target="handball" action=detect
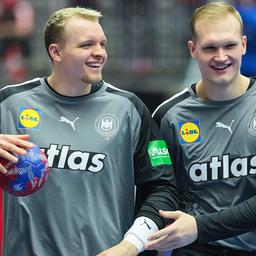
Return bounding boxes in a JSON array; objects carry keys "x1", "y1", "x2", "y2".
[{"x1": 0, "y1": 144, "x2": 49, "y2": 196}]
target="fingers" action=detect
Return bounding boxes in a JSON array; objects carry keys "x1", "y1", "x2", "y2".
[
  {"x1": 0, "y1": 134, "x2": 33, "y2": 156},
  {"x1": 147, "y1": 211, "x2": 181, "y2": 241},
  {"x1": 159, "y1": 210, "x2": 181, "y2": 220},
  {"x1": 146, "y1": 234, "x2": 180, "y2": 251},
  {"x1": 0, "y1": 164, "x2": 8, "y2": 174},
  {"x1": 146, "y1": 210, "x2": 198, "y2": 251},
  {"x1": 145, "y1": 211, "x2": 183, "y2": 251},
  {"x1": 0, "y1": 134, "x2": 33, "y2": 174},
  {"x1": 146, "y1": 228, "x2": 181, "y2": 251},
  {"x1": 148, "y1": 226, "x2": 174, "y2": 241},
  {"x1": 145, "y1": 234, "x2": 168, "y2": 250}
]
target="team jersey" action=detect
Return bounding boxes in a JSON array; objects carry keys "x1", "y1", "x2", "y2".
[
  {"x1": 0, "y1": 78, "x2": 177, "y2": 256},
  {"x1": 153, "y1": 78, "x2": 256, "y2": 251}
]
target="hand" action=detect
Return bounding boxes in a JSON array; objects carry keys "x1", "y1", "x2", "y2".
[
  {"x1": 97, "y1": 240, "x2": 138, "y2": 256},
  {"x1": 0, "y1": 134, "x2": 33, "y2": 173},
  {"x1": 145, "y1": 210, "x2": 198, "y2": 251}
]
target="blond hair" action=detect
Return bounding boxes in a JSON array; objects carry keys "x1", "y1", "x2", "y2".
[
  {"x1": 43, "y1": 7, "x2": 102, "y2": 58},
  {"x1": 189, "y1": 2, "x2": 243, "y2": 40}
]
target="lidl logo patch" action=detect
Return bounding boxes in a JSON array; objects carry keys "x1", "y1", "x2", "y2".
[
  {"x1": 18, "y1": 107, "x2": 42, "y2": 129},
  {"x1": 179, "y1": 120, "x2": 201, "y2": 144}
]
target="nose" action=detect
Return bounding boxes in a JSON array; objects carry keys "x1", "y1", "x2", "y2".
[
  {"x1": 92, "y1": 44, "x2": 106, "y2": 57},
  {"x1": 214, "y1": 48, "x2": 227, "y2": 62}
]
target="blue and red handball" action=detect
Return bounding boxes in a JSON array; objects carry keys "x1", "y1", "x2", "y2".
[{"x1": 0, "y1": 144, "x2": 49, "y2": 196}]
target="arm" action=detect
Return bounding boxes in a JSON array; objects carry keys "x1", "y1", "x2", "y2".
[
  {"x1": 133, "y1": 99, "x2": 178, "y2": 227},
  {"x1": 98, "y1": 96, "x2": 178, "y2": 256},
  {"x1": 96, "y1": 241, "x2": 138, "y2": 256},
  {"x1": 196, "y1": 195, "x2": 256, "y2": 242},
  {"x1": 145, "y1": 196, "x2": 256, "y2": 251}
]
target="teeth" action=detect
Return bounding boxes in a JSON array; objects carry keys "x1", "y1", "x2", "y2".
[
  {"x1": 87, "y1": 62, "x2": 101, "y2": 68},
  {"x1": 213, "y1": 64, "x2": 229, "y2": 70},
  {"x1": 88, "y1": 63, "x2": 101, "y2": 68}
]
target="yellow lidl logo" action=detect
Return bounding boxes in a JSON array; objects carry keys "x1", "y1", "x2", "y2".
[
  {"x1": 179, "y1": 120, "x2": 201, "y2": 144},
  {"x1": 18, "y1": 107, "x2": 42, "y2": 129}
]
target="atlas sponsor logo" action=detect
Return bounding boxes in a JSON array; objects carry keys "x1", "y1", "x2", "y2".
[
  {"x1": 42, "y1": 144, "x2": 106, "y2": 173},
  {"x1": 189, "y1": 154, "x2": 256, "y2": 182}
]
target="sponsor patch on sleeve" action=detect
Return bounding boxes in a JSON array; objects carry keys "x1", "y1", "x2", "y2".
[{"x1": 147, "y1": 140, "x2": 172, "y2": 167}]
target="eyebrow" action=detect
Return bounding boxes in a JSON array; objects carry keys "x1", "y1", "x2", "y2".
[{"x1": 201, "y1": 40, "x2": 239, "y2": 47}]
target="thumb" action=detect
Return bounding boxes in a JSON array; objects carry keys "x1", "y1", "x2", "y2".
[{"x1": 159, "y1": 210, "x2": 181, "y2": 220}]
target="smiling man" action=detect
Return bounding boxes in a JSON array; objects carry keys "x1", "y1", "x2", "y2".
[
  {"x1": 149, "y1": 2, "x2": 256, "y2": 256},
  {"x1": 0, "y1": 7, "x2": 178, "y2": 256}
]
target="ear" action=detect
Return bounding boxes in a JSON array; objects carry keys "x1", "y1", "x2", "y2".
[
  {"x1": 241, "y1": 35, "x2": 247, "y2": 56},
  {"x1": 48, "y1": 44, "x2": 62, "y2": 62},
  {"x1": 188, "y1": 40, "x2": 196, "y2": 59}
]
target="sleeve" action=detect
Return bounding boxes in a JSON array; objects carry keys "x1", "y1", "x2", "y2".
[
  {"x1": 133, "y1": 98, "x2": 178, "y2": 230},
  {"x1": 196, "y1": 196, "x2": 256, "y2": 243}
]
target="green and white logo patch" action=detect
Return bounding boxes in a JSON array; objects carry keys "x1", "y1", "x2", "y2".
[{"x1": 148, "y1": 140, "x2": 172, "y2": 167}]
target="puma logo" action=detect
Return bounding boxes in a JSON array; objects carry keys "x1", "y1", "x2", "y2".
[
  {"x1": 140, "y1": 218, "x2": 151, "y2": 230},
  {"x1": 216, "y1": 120, "x2": 235, "y2": 134},
  {"x1": 59, "y1": 116, "x2": 79, "y2": 131}
]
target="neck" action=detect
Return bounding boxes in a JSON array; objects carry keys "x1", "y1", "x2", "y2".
[
  {"x1": 47, "y1": 74, "x2": 92, "y2": 97},
  {"x1": 196, "y1": 75, "x2": 250, "y2": 101}
]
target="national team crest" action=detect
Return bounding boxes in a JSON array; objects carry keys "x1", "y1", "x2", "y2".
[
  {"x1": 95, "y1": 114, "x2": 119, "y2": 139},
  {"x1": 248, "y1": 114, "x2": 256, "y2": 136}
]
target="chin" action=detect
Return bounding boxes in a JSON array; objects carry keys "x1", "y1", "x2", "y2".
[
  {"x1": 213, "y1": 78, "x2": 232, "y2": 86},
  {"x1": 84, "y1": 75, "x2": 102, "y2": 84}
]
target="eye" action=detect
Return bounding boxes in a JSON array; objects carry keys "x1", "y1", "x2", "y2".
[
  {"x1": 79, "y1": 41, "x2": 94, "y2": 48},
  {"x1": 202, "y1": 45, "x2": 216, "y2": 52},
  {"x1": 225, "y1": 43, "x2": 237, "y2": 49},
  {"x1": 100, "y1": 41, "x2": 107, "y2": 48}
]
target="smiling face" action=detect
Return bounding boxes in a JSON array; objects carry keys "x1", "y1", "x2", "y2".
[
  {"x1": 188, "y1": 14, "x2": 247, "y2": 88},
  {"x1": 51, "y1": 16, "x2": 107, "y2": 86}
]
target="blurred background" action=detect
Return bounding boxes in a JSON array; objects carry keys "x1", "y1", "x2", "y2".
[{"x1": 0, "y1": 0, "x2": 255, "y2": 115}]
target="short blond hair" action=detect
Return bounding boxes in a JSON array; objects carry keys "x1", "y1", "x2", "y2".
[
  {"x1": 44, "y1": 7, "x2": 102, "y2": 58},
  {"x1": 190, "y1": 2, "x2": 243, "y2": 40}
]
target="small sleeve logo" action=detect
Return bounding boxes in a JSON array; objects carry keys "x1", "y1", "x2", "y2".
[{"x1": 147, "y1": 140, "x2": 172, "y2": 167}]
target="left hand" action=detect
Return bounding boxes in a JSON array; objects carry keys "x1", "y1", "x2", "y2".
[
  {"x1": 145, "y1": 210, "x2": 198, "y2": 251},
  {"x1": 97, "y1": 240, "x2": 138, "y2": 256}
]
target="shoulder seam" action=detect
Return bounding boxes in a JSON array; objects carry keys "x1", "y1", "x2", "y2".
[
  {"x1": 0, "y1": 78, "x2": 41, "y2": 104},
  {"x1": 153, "y1": 88, "x2": 191, "y2": 127}
]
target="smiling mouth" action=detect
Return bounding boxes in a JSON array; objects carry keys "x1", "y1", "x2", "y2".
[
  {"x1": 86, "y1": 60, "x2": 104, "y2": 69},
  {"x1": 87, "y1": 62, "x2": 103, "y2": 68},
  {"x1": 211, "y1": 63, "x2": 232, "y2": 71}
]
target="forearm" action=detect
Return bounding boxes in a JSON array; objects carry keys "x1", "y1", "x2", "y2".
[
  {"x1": 135, "y1": 180, "x2": 178, "y2": 229},
  {"x1": 196, "y1": 196, "x2": 256, "y2": 243}
]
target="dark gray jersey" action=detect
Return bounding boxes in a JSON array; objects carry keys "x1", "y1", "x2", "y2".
[
  {"x1": 0, "y1": 78, "x2": 177, "y2": 256},
  {"x1": 153, "y1": 79, "x2": 256, "y2": 251}
]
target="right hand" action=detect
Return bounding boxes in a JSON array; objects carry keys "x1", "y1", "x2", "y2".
[
  {"x1": 0, "y1": 134, "x2": 33, "y2": 174},
  {"x1": 145, "y1": 210, "x2": 198, "y2": 251}
]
